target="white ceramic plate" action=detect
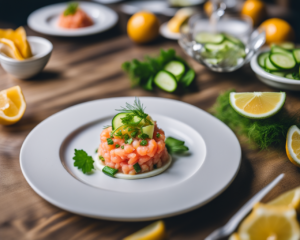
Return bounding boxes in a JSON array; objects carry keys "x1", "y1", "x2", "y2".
[
  {"x1": 159, "y1": 22, "x2": 181, "y2": 40},
  {"x1": 20, "y1": 97, "x2": 241, "y2": 221},
  {"x1": 27, "y1": 2, "x2": 118, "y2": 37}
]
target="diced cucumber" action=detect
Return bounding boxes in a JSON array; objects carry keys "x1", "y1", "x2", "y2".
[
  {"x1": 154, "y1": 70, "x2": 177, "y2": 92},
  {"x1": 271, "y1": 46, "x2": 294, "y2": 61},
  {"x1": 195, "y1": 32, "x2": 224, "y2": 44},
  {"x1": 223, "y1": 33, "x2": 245, "y2": 48},
  {"x1": 293, "y1": 49, "x2": 300, "y2": 64},
  {"x1": 258, "y1": 52, "x2": 269, "y2": 68},
  {"x1": 270, "y1": 53, "x2": 296, "y2": 69},
  {"x1": 142, "y1": 125, "x2": 154, "y2": 138},
  {"x1": 271, "y1": 72, "x2": 285, "y2": 77},
  {"x1": 205, "y1": 41, "x2": 234, "y2": 52},
  {"x1": 112, "y1": 113, "x2": 127, "y2": 130},
  {"x1": 265, "y1": 55, "x2": 279, "y2": 71},
  {"x1": 164, "y1": 61, "x2": 185, "y2": 81},
  {"x1": 285, "y1": 73, "x2": 294, "y2": 79}
]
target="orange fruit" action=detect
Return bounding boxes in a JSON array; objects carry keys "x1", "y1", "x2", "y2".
[
  {"x1": 259, "y1": 18, "x2": 295, "y2": 45},
  {"x1": 241, "y1": 0, "x2": 267, "y2": 26},
  {"x1": 204, "y1": 1, "x2": 213, "y2": 16},
  {"x1": 127, "y1": 11, "x2": 160, "y2": 44}
]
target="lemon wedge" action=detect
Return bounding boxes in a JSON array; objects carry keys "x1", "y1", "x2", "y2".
[
  {"x1": 268, "y1": 187, "x2": 300, "y2": 212},
  {"x1": 123, "y1": 220, "x2": 166, "y2": 240},
  {"x1": 286, "y1": 125, "x2": 300, "y2": 167},
  {"x1": 0, "y1": 86, "x2": 26, "y2": 125},
  {"x1": 13, "y1": 26, "x2": 32, "y2": 59},
  {"x1": 238, "y1": 203, "x2": 300, "y2": 240},
  {"x1": 229, "y1": 92, "x2": 286, "y2": 119},
  {"x1": 0, "y1": 38, "x2": 24, "y2": 60},
  {"x1": 229, "y1": 233, "x2": 240, "y2": 240}
]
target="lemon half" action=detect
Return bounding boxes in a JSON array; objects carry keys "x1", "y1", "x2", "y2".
[
  {"x1": 286, "y1": 125, "x2": 300, "y2": 167},
  {"x1": 229, "y1": 92, "x2": 286, "y2": 119}
]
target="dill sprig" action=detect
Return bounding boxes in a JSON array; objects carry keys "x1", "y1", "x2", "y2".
[{"x1": 211, "y1": 90, "x2": 300, "y2": 150}]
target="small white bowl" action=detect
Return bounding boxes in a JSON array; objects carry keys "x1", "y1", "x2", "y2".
[
  {"x1": 0, "y1": 36, "x2": 53, "y2": 79},
  {"x1": 251, "y1": 50, "x2": 300, "y2": 91}
]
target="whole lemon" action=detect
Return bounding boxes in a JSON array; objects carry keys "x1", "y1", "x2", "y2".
[
  {"x1": 259, "y1": 18, "x2": 295, "y2": 45},
  {"x1": 241, "y1": 0, "x2": 266, "y2": 26},
  {"x1": 127, "y1": 11, "x2": 160, "y2": 44}
]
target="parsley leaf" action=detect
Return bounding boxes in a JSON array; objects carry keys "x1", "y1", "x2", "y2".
[
  {"x1": 107, "y1": 138, "x2": 114, "y2": 145},
  {"x1": 73, "y1": 149, "x2": 94, "y2": 174},
  {"x1": 64, "y1": 2, "x2": 78, "y2": 16},
  {"x1": 165, "y1": 137, "x2": 189, "y2": 154}
]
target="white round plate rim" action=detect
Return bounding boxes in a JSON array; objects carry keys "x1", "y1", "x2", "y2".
[
  {"x1": 27, "y1": 1, "x2": 118, "y2": 37},
  {"x1": 159, "y1": 22, "x2": 181, "y2": 40},
  {"x1": 20, "y1": 97, "x2": 241, "y2": 221}
]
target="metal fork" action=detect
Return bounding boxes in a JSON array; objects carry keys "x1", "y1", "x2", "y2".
[{"x1": 205, "y1": 173, "x2": 285, "y2": 240}]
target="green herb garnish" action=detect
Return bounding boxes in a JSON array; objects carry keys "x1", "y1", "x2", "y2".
[
  {"x1": 73, "y1": 149, "x2": 94, "y2": 174},
  {"x1": 131, "y1": 131, "x2": 138, "y2": 138},
  {"x1": 138, "y1": 133, "x2": 149, "y2": 139},
  {"x1": 107, "y1": 138, "x2": 114, "y2": 145},
  {"x1": 156, "y1": 133, "x2": 161, "y2": 138},
  {"x1": 133, "y1": 163, "x2": 141, "y2": 173},
  {"x1": 102, "y1": 166, "x2": 118, "y2": 177},
  {"x1": 99, "y1": 155, "x2": 105, "y2": 161},
  {"x1": 212, "y1": 90, "x2": 300, "y2": 150},
  {"x1": 165, "y1": 137, "x2": 189, "y2": 154},
  {"x1": 153, "y1": 164, "x2": 157, "y2": 169},
  {"x1": 126, "y1": 138, "x2": 133, "y2": 144},
  {"x1": 140, "y1": 140, "x2": 148, "y2": 146},
  {"x1": 114, "y1": 130, "x2": 123, "y2": 137},
  {"x1": 95, "y1": 148, "x2": 98, "y2": 153},
  {"x1": 121, "y1": 145, "x2": 124, "y2": 149},
  {"x1": 115, "y1": 144, "x2": 120, "y2": 148},
  {"x1": 122, "y1": 49, "x2": 195, "y2": 91},
  {"x1": 64, "y1": 2, "x2": 78, "y2": 16}
]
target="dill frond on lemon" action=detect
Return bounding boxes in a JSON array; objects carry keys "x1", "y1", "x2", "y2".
[
  {"x1": 286, "y1": 125, "x2": 300, "y2": 167},
  {"x1": 229, "y1": 92, "x2": 286, "y2": 119},
  {"x1": 123, "y1": 220, "x2": 166, "y2": 240},
  {"x1": 0, "y1": 86, "x2": 26, "y2": 125}
]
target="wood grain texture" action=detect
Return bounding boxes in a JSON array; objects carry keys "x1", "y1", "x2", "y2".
[{"x1": 1, "y1": 14, "x2": 300, "y2": 240}]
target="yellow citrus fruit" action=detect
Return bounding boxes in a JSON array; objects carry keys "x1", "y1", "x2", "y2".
[
  {"x1": 127, "y1": 11, "x2": 160, "y2": 44},
  {"x1": 204, "y1": 1, "x2": 213, "y2": 16},
  {"x1": 286, "y1": 125, "x2": 300, "y2": 167},
  {"x1": 229, "y1": 92, "x2": 286, "y2": 119},
  {"x1": 241, "y1": 0, "x2": 266, "y2": 26},
  {"x1": 0, "y1": 38, "x2": 24, "y2": 60},
  {"x1": 238, "y1": 203, "x2": 300, "y2": 240},
  {"x1": 268, "y1": 187, "x2": 300, "y2": 213},
  {"x1": 167, "y1": 8, "x2": 195, "y2": 33},
  {"x1": 13, "y1": 26, "x2": 32, "y2": 59},
  {"x1": 259, "y1": 18, "x2": 295, "y2": 45},
  {"x1": 123, "y1": 220, "x2": 166, "y2": 240},
  {"x1": 0, "y1": 86, "x2": 26, "y2": 125},
  {"x1": 229, "y1": 233, "x2": 240, "y2": 240}
]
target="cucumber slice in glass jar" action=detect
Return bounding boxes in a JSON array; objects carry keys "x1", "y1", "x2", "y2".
[
  {"x1": 154, "y1": 70, "x2": 177, "y2": 92},
  {"x1": 205, "y1": 41, "x2": 234, "y2": 52},
  {"x1": 223, "y1": 33, "x2": 245, "y2": 48},
  {"x1": 195, "y1": 32, "x2": 224, "y2": 44},
  {"x1": 270, "y1": 53, "x2": 296, "y2": 69},
  {"x1": 164, "y1": 61, "x2": 185, "y2": 81}
]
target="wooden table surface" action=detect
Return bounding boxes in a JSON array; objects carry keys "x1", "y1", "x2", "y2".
[{"x1": 1, "y1": 7, "x2": 300, "y2": 240}]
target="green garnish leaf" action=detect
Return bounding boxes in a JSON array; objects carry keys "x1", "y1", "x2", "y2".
[
  {"x1": 102, "y1": 166, "x2": 118, "y2": 177},
  {"x1": 126, "y1": 138, "x2": 133, "y2": 144},
  {"x1": 140, "y1": 140, "x2": 148, "y2": 146},
  {"x1": 73, "y1": 149, "x2": 94, "y2": 174},
  {"x1": 180, "y1": 69, "x2": 195, "y2": 87},
  {"x1": 115, "y1": 144, "x2": 120, "y2": 148},
  {"x1": 131, "y1": 131, "x2": 138, "y2": 138},
  {"x1": 133, "y1": 163, "x2": 141, "y2": 173},
  {"x1": 99, "y1": 155, "x2": 105, "y2": 161},
  {"x1": 107, "y1": 138, "x2": 114, "y2": 145},
  {"x1": 114, "y1": 130, "x2": 123, "y2": 137},
  {"x1": 121, "y1": 145, "x2": 124, "y2": 149},
  {"x1": 153, "y1": 164, "x2": 157, "y2": 169},
  {"x1": 156, "y1": 133, "x2": 161, "y2": 138},
  {"x1": 64, "y1": 2, "x2": 78, "y2": 16},
  {"x1": 138, "y1": 133, "x2": 149, "y2": 139},
  {"x1": 165, "y1": 137, "x2": 189, "y2": 154},
  {"x1": 95, "y1": 148, "x2": 98, "y2": 153}
]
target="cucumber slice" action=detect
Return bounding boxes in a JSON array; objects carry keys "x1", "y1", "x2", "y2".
[
  {"x1": 293, "y1": 49, "x2": 300, "y2": 64},
  {"x1": 285, "y1": 73, "x2": 294, "y2": 79},
  {"x1": 142, "y1": 125, "x2": 154, "y2": 138},
  {"x1": 195, "y1": 32, "x2": 224, "y2": 44},
  {"x1": 271, "y1": 46, "x2": 294, "y2": 59},
  {"x1": 164, "y1": 61, "x2": 185, "y2": 81},
  {"x1": 271, "y1": 72, "x2": 285, "y2": 77},
  {"x1": 112, "y1": 113, "x2": 127, "y2": 130},
  {"x1": 205, "y1": 41, "x2": 234, "y2": 52},
  {"x1": 272, "y1": 42, "x2": 295, "y2": 50},
  {"x1": 265, "y1": 55, "x2": 279, "y2": 71},
  {"x1": 223, "y1": 33, "x2": 245, "y2": 48},
  {"x1": 154, "y1": 70, "x2": 177, "y2": 92},
  {"x1": 258, "y1": 52, "x2": 269, "y2": 68},
  {"x1": 270, "y1": 53, "x2": 296, "y2": 69}
]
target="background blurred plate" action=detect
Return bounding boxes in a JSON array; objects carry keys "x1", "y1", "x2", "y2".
[{"x1": 28, "y1": 1, "x2": 118, "y2": 37}]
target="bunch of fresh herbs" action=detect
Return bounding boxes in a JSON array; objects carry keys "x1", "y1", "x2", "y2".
[{"x1": 211, "y1": 90, "x2": 300, "y2": 150}]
